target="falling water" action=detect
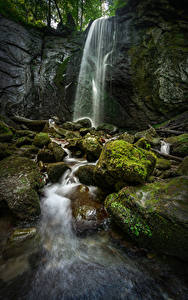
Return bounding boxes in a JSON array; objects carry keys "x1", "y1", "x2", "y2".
[
  {"x1": 160, "y1": 140, "x2": 170, "y2": 154},
  {"x1": 73, "y1": 17, "x2": 116, "y2": 128}
]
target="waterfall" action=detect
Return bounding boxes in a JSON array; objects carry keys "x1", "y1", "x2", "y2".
[
  {"x1": 160, "y1": 140, "x2": 170, "y2": 155},
  {"x1": 73, "y1": 17, "x2": 116, "y2": 128}
]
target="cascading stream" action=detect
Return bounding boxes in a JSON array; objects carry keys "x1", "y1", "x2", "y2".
[{"x1": 73, "y1": 17, "x2": 116, "y2": 128}]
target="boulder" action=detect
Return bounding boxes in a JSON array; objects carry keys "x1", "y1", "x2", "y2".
[
  {"x1": 76, "y1": 118, "x2": 92, "y2": 128},
  {"x1": 135, "y1": 128, "x2": 158, "y2": 144},
  {"x1": 105, "y1": 176, "x2": 188, "y2": 261},
  {"x1": 2, "y1": 227, "x2": 39, "y2": 259},
  {"x1": 0, "y1": 143, "x2": 11, "y2": 160},
  {"x1": 70, "y1": 185, "x2": 108, "y2": 235},
  {"x1": 0, "y1": 121, "x2": 13, "y2": 142},
  {"x1": 48, "y1": 142, "x2": 66, "y2": 162},
  {"x1": 33, "y1": 133, "x2": 50, "y2": 148},
  {"x1": 75, "y1": 165, "x2": 96, "y2": 186},
  {"x1": 134, "y1": 138, "x2": 151, "y2": 150},
  {"x1": 47, "y1": 162, "x2": 69, "y2": 183},
  {"x1": 15, "y1": 130, "x2": 36, "y2": 139},
  {"x1": 177, "y1": 156, "x2": 188, "y2": 176},
  {"x1": 94, "y1": 140, "x2": 156, "y2": 191},
  {"x1": 155, "y1": 158, "x2": 171, "y2": 170},
  {"x1": 117, "y1": 133, "x2": 135, "y2": 144},
  {"x1": 97, "y1": 123, "x2": 118, "y2": 134},
  {"x1": 81, "y1": 134, "x2": 102, "y2": 162},
  {"x1": 166, "y1": 134, "x2": 188, "y2": 157},
  {"x1": 16, "y1": 136, "x2": 33, "y2": 147},
  {"x1": 62, "y1": 121, "x2": 82, "y2": 131},
  {"x1": 0, "y1": 156, "x2": 44, "y2": 221},
  {"x1": 37, "y1": 149, "x2": 55, "y2": 163}
]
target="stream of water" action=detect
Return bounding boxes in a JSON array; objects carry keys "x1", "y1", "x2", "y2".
[{"x1": 1, "y1": 140, "x2": 188, "y2": 299}]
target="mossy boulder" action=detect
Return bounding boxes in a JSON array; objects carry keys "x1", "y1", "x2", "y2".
[
  {"x1": 0, "y1": 156, "x2": 44, "y2": 221},
  {"x1": 94, "y1": 140, "x2": 156, "y2": 191},
  {"x1": 3, "y1": 227, "x2": 39, "y2": 259},
  {"x1": 33, "y1": 133, "x2": 50, "y2": 148},
  {"x1": 135, "y1": 128, "x2": 158, "y2": 144},
  {"x1": 156, "y1": 158, "x2": 171, "y2": 170},
  {"x1": 0, "y1": 121, "x2": 13, "y2": 142},
  {"x1": 48, "y1": 142, "x2": 66, "y2": 162},
  {"x1": 117, "y1": 133, "x2": 135, "y2": 144},
  {"x1": 16, "y1": 136, "x2": 33, "y2": 147},
  {"x1": 37, "y1": 149, "x2": 55, "y2": 163},
  {"x1": 75, "y1": 165, "x2": 96, "y2": 186},
  {"x1": 97, "y1": 123, "x2": 117, "y2": 134},
  {"x1": 15, "y1": 130, "x2": 36, "y2": 139},
  {"x1": 105, "y1": 176, "x2": 188, "y2": 261},
  {"x1": 81, "y1": 134, "x2": 102, "y2": 162},
  {"x1": 76, "y1": 118, "x2": 92, "y2": 128},
  {"x1": 135, "y1": 138, "x2": 151, "y2": 150},
  {"x1": 47, "y1": 162, "x2": 69, "y2": 183},
  {"x1": 177, "y1": 156, "x2": 188, "y2": 176},
  {"x1": 166, "y1": 134, "x2": 188, "y2": 157},
  {"x1": 62, "y1": 121, "x2": 82, "y2": 131}
]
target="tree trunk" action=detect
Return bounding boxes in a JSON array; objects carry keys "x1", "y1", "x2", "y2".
[
  {"x1": 53, "y1": 0, "x2": 63, "y2": 24},
  {"x1": 80, "y1": 0, "x2": 84, "y2": 31},
  {"x1": 47, "y1": 0, "x2": 52, "y2": 27}
]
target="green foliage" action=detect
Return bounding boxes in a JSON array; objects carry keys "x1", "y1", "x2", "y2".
[{"x1": 107, "y1": 0, "x2": 127, "y2": 16}]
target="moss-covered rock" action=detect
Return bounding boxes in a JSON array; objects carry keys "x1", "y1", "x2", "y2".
[
  {"x1": 37, "y1": 149, "x2": 55, "y2": 163},
  {"x1": 48, "y1": 142, "x2": 66, "y2": 162},
  {"x1": 33, "y1": 133, "x2": 50, "y2": 148},
  {"x1": 81, "y1": 134, "x2": 102, "y2": 162},
  {"x1": 0, "y1": 121, "x2": 13, "y2": 142},
  {"x1": 117, "y1": 132, "x2": 135, "y2": 144},
  {"x1": 135, "y1": 138, "x2": 151, "y2": 150},
  {"x1": 76, "y1": 118, "x2": 92, "y2": 128},
  {"x1": 135, "y1": 128, "x2": 158, "y2": 143},
  {"x1": 105, "y1": 176, "x2": 188, "y2": 261},
  {"x1": 16, "y1": 136, "x2": 33, "y2": 147},
  {"x1": 166, "y1": 134, "x2": 188, "y2": 157},
  {"x1": 156, "y1": 158, "x2": 171, "y2": 170},
  {"x1": 0, "y1": 156, "x2": 44, "y2": 221},
  {"x1": 62, "y1": 121, "x2": 82, "y2": 131},
  {"x1": 2, "y1": 227, "x2": 39, "y2": 259},
  {"x1": 94, "y1": 140, "x2": 156, "y2": 190},
  {"x1": 47, "y1": 162, "x2": 69, "y2": 183},
  {"x1": 75, "y1": 165, "x2": 96, "y2": 186},
  {"x1": 97, "y1": 123, "x2": 117, "y2": 134},
  {"x1": 177, "y1": 156, "x2": 188, "y2": 176},
  {"x1": 15, "y1": 130, "x2": 36, "y2": 139}
]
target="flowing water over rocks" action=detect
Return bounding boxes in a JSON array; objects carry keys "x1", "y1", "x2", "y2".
[{"x1": 0, "y1": 141, "x2": 188, "y2": 300}]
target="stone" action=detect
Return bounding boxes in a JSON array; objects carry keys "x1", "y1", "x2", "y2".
[
  {"x1": 117, "y1": 133, "x2": 135, "y2": 144},
  {"x1": 0, "y1": 156, "x2": 44, "y2": 221},
  {"x1": 62, "y1": 121, "x2": 82, "y2": 131},
  {"x1": 76, "y1": 118, "x2": 92, "y2": 128},
  {"x1": 177, "y1": 156, "x2": 188, "y2": 176},
  {"x1": 48, "y1": 142, "x2": 66, "y2": 162},
  {"x1": 37, "y1": 149, "x2": 55, "y2": 163},
  {"x1": 33, "y1": 133, "x2": 50, "y2": 148},
  {"x1": 94, "y1": 140, "x2": 156, "y2": 191},
  {"x1": 135, "y1": 128, "x2": 158, "y2": 143},
  {"x1": 3, "y1": 227, "x2": 39, "y2": 259},
  {"x1": 0, "y1": 143, "x2": 11, "y2": 160},
  {"x1": 135, "y1": 138, "x2": 151, "y2": 150},
  {"x1": 81, "y1": 134, "x2": 102, "y2": 162},
  {"x1": 47, "y1": 162, "x2": 69, "y2": 183},
  {"x1": 0, "y1": 121, "x2": 13, "y2": 142},
  {"x1": 75, "y1": 165, "x2": 96, "y2": 186},
  {"x1": 166, "y1": 134, "x2": 188, "y2": 157},
  {"x1": 105, "y1": 176, "x2": 188, "y2": 261},
  {"x1": 156, "y1": 158, "x2": 171, "y2": 170},
  {"x1": 16, "y1": 136, "x2": 33, "y2": 147},
  {"x1": 97, "y1": 123, "x2": 118, "y2": 134}
]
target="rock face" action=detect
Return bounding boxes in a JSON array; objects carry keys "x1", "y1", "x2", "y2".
[
  {"x1": 0, "y1": 156, "x2": 44, "y2": 221},
  {"x1": 94, "y1": 140, "x2": 156, "y2": 191},
  {"x1": 104, "y1": 0, "x2": 188, "y2": 128},
  {"x1": 105, "y1": 176, "x2": 188, "y2": 261},
  {"x1": 0, "y1": 0, "x2": 188, "y2": 129},
  {"x1": 0, "y1": 16, "x2": 82, "y2": 121}
]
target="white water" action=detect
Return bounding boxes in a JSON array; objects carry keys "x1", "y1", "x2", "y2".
[
  {"x1": 73, "y1": 17, "x2": 116, "y2": 128},
  {"x1": 160, "y1": 140, "x2": 170, "y2": 154}
]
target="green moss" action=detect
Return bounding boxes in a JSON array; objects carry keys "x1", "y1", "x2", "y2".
[
  {"x1": 33, "y1": 132, "x2": 50, "y2": 148},
  {"x1": 54, "y1": 57, "x2": 70, "y2": 88},
  {"x1": 0, "y1": 121, "x2": 13, "y2": 142},
  {"x1": 135, "y1": 138, "x2": 151, "y2": 150}
]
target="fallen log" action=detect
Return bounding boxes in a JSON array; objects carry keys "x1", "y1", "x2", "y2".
[
  {"x1": 151, "y1": 148, "x2": 183, "y2": 162},
  {"x1": 156, "y1": 128, "x2": 185, "y2": 135},
  {"x1": 12, "y1": 116, "x2": 48, "y2": 131}
]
